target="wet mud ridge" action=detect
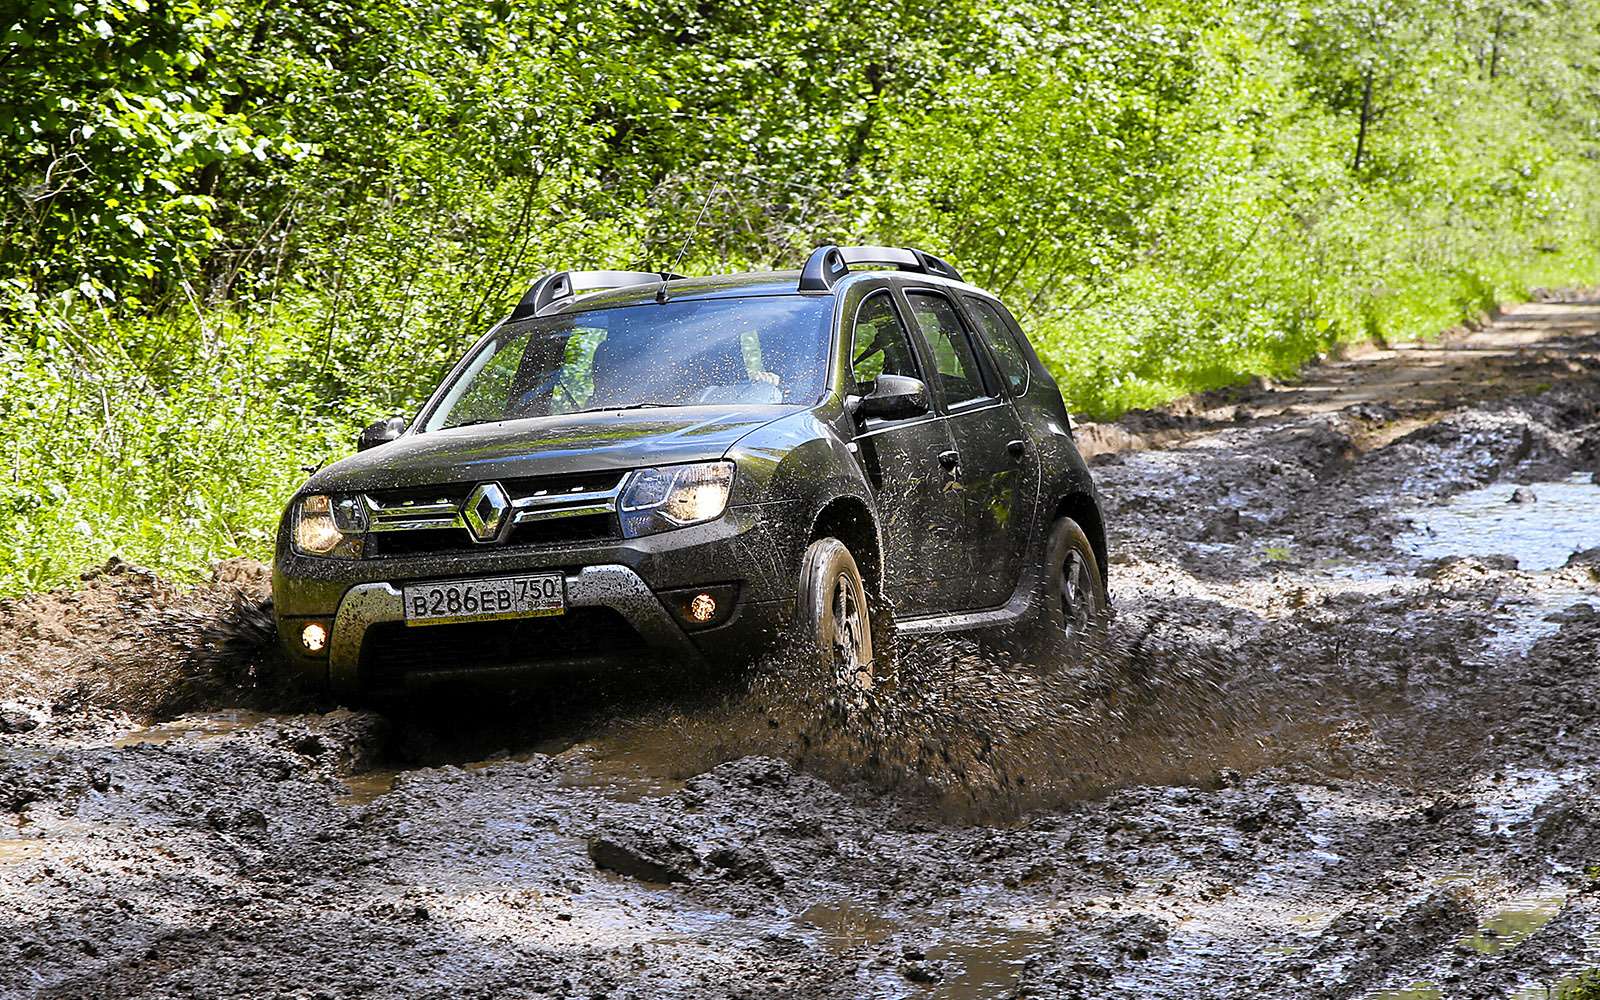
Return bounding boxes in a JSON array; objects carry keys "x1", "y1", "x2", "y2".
[{"x1": 4, "y1": 300, "x2": 1600, "y2": 999}]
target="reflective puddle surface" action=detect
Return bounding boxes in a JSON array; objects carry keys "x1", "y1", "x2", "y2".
[
  {"x1": 1369, "y1": 984, "x2": 1441, "y2": 1000},
  {"x1": 1459, "y1": 889, "x2": 1569, "y2": 956},
  {"x1": 112, "y1": 710, "x2": 275, "y2": 748},
  {"x1": 336, "y1": 769, "x2": 400, "y2": 806},
  {"x1": 1395, "y1": 473, "x2": 1600, "y2": 659},
  {"x1": 0, "y1": 838, "x2": 50, "y2": 865},
  {"x1": 794, "y1": 899, "x2": 1054, "y2": 997},
  {"x1": 798, "y1": 900, "x2": 897, "y2": 951},
  {"x1": 336, "y1": 731, "x2": 689, "y2": 807},
  {"x1": 1399, "y1": 474, "x2": 1600, "y2": 571},
  {"x1": 927, "y1": 926, "x2": 1053, "y2": 999}
]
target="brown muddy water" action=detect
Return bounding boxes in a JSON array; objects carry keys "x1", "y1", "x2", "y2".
[{"x1": 2, "y1": 299, "x2": 1600, "y2": 999}]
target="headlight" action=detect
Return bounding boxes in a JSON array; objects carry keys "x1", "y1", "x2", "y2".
[
  {"x1": 291, "y1": 494, "x2": 367, "y2": 558},
  {"x1": 619, "y1": 462, "x2": 734, "y2": 538}
]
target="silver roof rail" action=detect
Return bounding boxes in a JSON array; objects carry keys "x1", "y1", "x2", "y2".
[
  {"x1": 797, "y1": 245, "x2": 962, "y2": 292},
  {"x1": 510, "y1": 269, "x2": 686, "y2": 320}
]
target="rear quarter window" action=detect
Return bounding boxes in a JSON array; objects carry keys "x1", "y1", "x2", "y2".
[
  {"x1": 964, "y1": 296, "x2": 1031, "y2": 395},
  {"x1": 904, "y1": 291, "x2": 990, "y2": 404}
]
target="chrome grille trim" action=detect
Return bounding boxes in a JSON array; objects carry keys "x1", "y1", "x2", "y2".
[
  {"x1": 512, "y1": 503, "x2": 615, "y2": 524},
  {"x1": 360, "y1": 477, "x2": 627, "y2": 533},
  {"x1": 510, "y1": 482, "x2": 625, "y2": 524},
  {"x1": 363, "y1": 496, "x2": 466, "y2": 533}
]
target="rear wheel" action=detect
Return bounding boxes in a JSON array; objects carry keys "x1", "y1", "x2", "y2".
[
  {"x1": 982, "y1": 516, "x2": 1106, "y2": 662},
  {"x1": 798, "y1": 537, "x2": 875, "y2": 689},
  {"x1": 1046, "y1": 516, "x2": 1107, "y2": 641}
]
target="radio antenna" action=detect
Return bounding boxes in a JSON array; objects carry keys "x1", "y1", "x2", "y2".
[{"x1": 657, "y1": 182, "x2": 722, "y2": 303}]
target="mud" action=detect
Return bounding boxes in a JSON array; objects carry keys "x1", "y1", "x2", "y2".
[{"x1": 3, "y1": 300, "x2": 1600, "y2": 999}]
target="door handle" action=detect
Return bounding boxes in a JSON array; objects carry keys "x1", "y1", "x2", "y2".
[
  {"x1": 938, "y1": 449, "x2": 961, "y2": 471},
  {"x1": 1006, "y1": 439, "x2": 1027, "y2": 459}
]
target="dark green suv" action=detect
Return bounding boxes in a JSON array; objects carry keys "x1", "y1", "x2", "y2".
[{"x1": 273, "y1": 245, "x2": 1107, "y2": 695}]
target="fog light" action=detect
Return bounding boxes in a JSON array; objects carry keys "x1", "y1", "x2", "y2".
[
  {"x1": 300, "y1": 622, "x2": 328, "y2": 653},
  {"x1": 663, "y1": 584, "x2": 738, "y2": 630},
  {"x1": 688, "y1": 592, "x2": 718, "y2": 623}
]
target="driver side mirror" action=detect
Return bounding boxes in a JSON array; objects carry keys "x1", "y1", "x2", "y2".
[
  {"x1": 358, "y1": 416, "x2": 407, "y2": 451},
  {"x1": 852, "y1": 374, "x2": 929, "y2": 421}
]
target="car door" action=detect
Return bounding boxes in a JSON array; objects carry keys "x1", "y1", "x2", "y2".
[
  {"x1": 900, "y1": 287, "x2": 1039, "y2": 610},
  {"x1": 846, "y1": 288, "x2": 966, "y2": 614}
]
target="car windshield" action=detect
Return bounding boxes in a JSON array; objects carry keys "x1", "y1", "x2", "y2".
[{"x1": 424, "y1": 295, "x2": 834, "y2": 431}]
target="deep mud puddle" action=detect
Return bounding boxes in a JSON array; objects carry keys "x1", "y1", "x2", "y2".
[
  {"x1": 796, "y1": 898, "x2": 1054, "y2": 998},
  {"x1": 1370, "y1": 984, "x2": 1444, "y2": 1000},
  {"x1": 1459, "y1": 887, "x2": 1569, "y2": 956},
  {"x1": 1390, "y1": 473, "x2": 1600, "y2": 658},
  {"x1": 337, "y1": 716, "x2": 696, "y2": 807}
]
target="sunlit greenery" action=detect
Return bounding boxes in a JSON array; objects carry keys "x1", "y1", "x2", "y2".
[{"x1": 4, "y1": 0, "x2": 1600, "y2": 592}]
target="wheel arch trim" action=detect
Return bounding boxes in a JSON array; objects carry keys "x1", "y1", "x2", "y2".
[
  {"x1": 806, "y1": 494, "x2": 883, "y2": 599},
  {"x1": 1050, "y1": 491, "x2": 1108, "y2": 588}
]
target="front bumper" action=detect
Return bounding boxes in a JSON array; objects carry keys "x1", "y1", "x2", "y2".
[
  {"x1": 322, "y1": 565, "x2": 709, "y2": 694},
  {"x1": 273, "y1": 502, "x2": 801, "y2": 693}
]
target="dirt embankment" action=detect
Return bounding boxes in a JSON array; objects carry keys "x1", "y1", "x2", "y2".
[{"x1": 3, "y1": 299, "x2": 1600, "y2": 999}]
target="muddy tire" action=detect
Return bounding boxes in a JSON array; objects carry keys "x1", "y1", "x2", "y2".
[
  {"x1": 983, "y1": 516, "x2": 1107, "y2": 663},
  {"x1": 1042, "y1": 516, "x2": 1108, "y2": 640},
  {"x1": 798, "y1": 537, "x2": 875, "y2": 689}
]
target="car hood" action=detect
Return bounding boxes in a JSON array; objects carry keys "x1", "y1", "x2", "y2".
[{"x1": 305, "y1": 405, "x2": 797, "y2": 493}]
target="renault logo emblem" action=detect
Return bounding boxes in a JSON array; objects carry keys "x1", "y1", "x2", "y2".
[{"x1": 462, "y1": 482, "x2": 510, "y2": 543}]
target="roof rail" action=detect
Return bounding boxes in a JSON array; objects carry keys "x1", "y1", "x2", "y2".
[
  {"x1": 510, "y1": 269, "x2": 686, "y2": 320},
  {"x1": 797, "y1": 244, "x2": 962, "y2": 292}
]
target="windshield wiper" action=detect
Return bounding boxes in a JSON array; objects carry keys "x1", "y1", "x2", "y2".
[
  {"x1": 568, "y1": 401, "x2": 687, "y2": 414},
  {"x1": 446, "y1": 402, "x2": 687, "y2": 428}
]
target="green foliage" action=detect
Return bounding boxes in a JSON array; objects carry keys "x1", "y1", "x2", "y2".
[
  {"x1": 1560, "y1": 969, "x2": 1600, "y2": 1000},
  {"x1": 2, "y1": 0, "x2": 1600, "y2": 592},
  {"x1": 1, "y1": 0, "x2": 311, "y2": 308}
]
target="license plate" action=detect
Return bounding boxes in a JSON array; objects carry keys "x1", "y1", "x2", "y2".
[{"x1": 403, "y1": 573, "x2": 565, "y2": 626}]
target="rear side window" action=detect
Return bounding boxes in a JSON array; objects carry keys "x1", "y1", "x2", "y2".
[
  {"x1": 850, "y1": 291, "x2": 922, "y2": 388},
  {"x1": 904, "y1": 291, "x2": 989, "y2": 404},
  {"x1": 964, "y1": 296, "x2": 1031, "y2": 395}
]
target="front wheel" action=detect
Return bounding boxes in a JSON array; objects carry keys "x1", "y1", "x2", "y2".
[{"x1": 797, "y1": 537, "x2": 875, "y2": 689}]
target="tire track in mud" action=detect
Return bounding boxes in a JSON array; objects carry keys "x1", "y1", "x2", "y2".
[{"x1": 3, "y1": 300, "x2": 1600, "y2": 998}]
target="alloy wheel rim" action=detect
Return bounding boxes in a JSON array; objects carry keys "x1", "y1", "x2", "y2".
[
  {"x1": 1059, "y1": 551, "x2": 1091, "y2": 636},
  {"x1": 832, "y1": 573, "x2": 867, "y2": 671}
]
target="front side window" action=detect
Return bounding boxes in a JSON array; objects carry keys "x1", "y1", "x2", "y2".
[
  {"x1": 905, "y1": 291, "x2": 988, "y2": 404},
  {"x1": 425, "y1": 296, "x2": 833, "y2": 431},
  {"x1": 850, "y1": 290, "x2": 922, "y2": 389},
  {"x1": 965, "y1": 296, "x2": 1031, "y2": 395}
]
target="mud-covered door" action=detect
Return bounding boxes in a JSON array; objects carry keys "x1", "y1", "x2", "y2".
[
  {"x1": 959, "y1": 295, "x2": 1048, "y2": 605},
  {"x1": 847, "y1": 289, "x2": 966, "y2": 614},
  {"x1": 902, "y1": 289, "x2": 1039, "y2": 610}
]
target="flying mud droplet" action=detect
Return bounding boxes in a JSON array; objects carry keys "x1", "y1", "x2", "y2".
[{"x1": 726, "y1": 610, "x2": 1285, "y2": 819}]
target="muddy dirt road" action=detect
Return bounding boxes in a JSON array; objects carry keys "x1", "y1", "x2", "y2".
[{"x1": 3, "y1": 299, "x2": 1600, "y2": 999}]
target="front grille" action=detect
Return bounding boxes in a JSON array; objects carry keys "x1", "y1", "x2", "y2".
[
  {"x1": 363, "y1": 472, "x2": 625, "y2": 509},
  {"x1": 361, "y1": 471, "x2": 626, "y2": 557},
  {"x1": 359, "y1": 608, "x2": 644, "y2": 681},
  {"x1": 506, "y1": 513, "x2": 614, "y2": 546}
]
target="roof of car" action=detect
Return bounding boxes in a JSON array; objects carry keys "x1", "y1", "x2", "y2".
[
  {"x1": 530, "y1": 268, "x2": 988, "y2": 321},
  {"x1": 507, "y1": 247, "x2": 979, "y2": 321},
  {"x1": 538, "y1": 271, "x2": 807, "y2": 315}
]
